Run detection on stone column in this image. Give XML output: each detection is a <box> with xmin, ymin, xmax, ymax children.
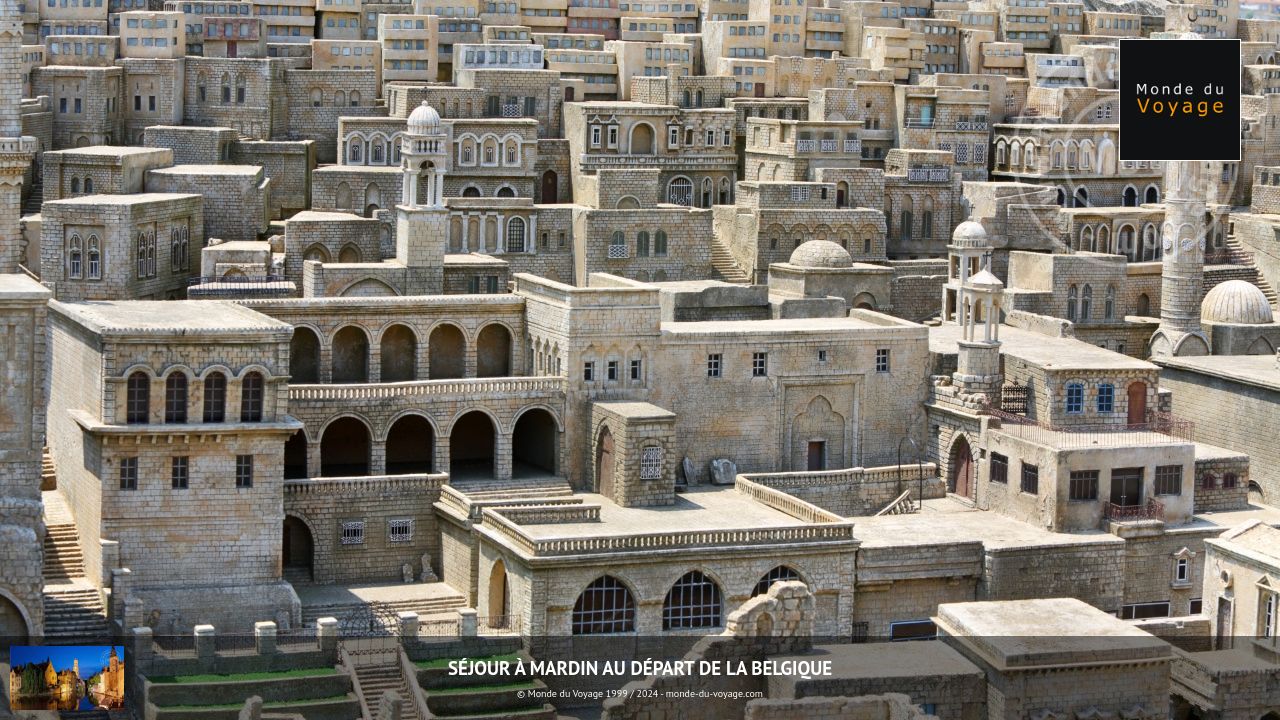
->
<box><xmin>528</xmin><ymin>214</ymin><xmax>537</xmax><ymax>254</ymax></box>
<box><xmin>458</xmin><ymin>608</ymin><xmax>477</xmax><ymax>637</ymax></box>
<box><xmin>461</xmin><ymin>213</ymin><xmax>470</xmax><ymax>252</ymax></box>
<box><xmin>317</xmin><ymin>616</ymin><xmax>338</xmax><ymax>654</ymax></box>
<box><xmin>194</xmin><ymin>624</ymin><xmax>216</xmax><ymax>662</ymax></box>
<box><xmin>254</xmin><ymin>621</ymin><xmax>277</xmax><ymax>655</ymax></box>
<box><xmin>397</xmin><ymin>611</ymin><xmax>419</xmax><ymax>638</ymax></box>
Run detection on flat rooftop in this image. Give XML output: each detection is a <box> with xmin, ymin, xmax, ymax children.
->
<box><xmin>0</xmin><ymin>274</ymin><xmax>52</xmax><ymax>299</ymax></box>
<box><xmin>930</xmin><ymin>322</ymin><xmax>1157</xmax><ymax>371</ymax></box>
<box><xmin>1157</xmin><ymin>354</ymin><xmax>1280</xmax><ymax>391</ymax></box>
<box><xmin>770</xmin><ymin>641</ymin><xmax>982</xmax><ymax>685</ymax></box>
<box><xmin>42</xmin><ymin>192</ymin><xmax>200</xmax><ymax>207</ymax></box>
<box><xmin>50</xmin><ymin>300</ymin><xmax>292</xmax><ymax>335</ymax></box>
<box><xmin>150</xmin><ymin>164</ymin><xmax>263</xmax><ymax>176</ymax></box>
<box><xmin>45</xmin><ymin>145</ymin><xmax>171</xmax><ymax>158</ymax></box>
<box><xmin>662</xmin><ymin>315</ymin><xmax>918</xmax><ymax>337</ymax></box>
<box><xmin>936</xmin><ymin>597</ymin><xmax>1172</xmax><ymax>668</ymax></box>
<box><xmin>853</xmin><ymin>497</ymin><xmax>1123</xmax><ymax>550</ymax></box>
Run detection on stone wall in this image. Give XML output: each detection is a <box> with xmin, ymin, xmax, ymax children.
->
<box><xmin>145</xmin><ymin>165</ymin><xmax>270</xmax><ymax>242</ymax></box>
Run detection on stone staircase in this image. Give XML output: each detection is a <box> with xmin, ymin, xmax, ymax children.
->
<box><xmin>43</xmin><ymin>522</ymin><xmax>84</xmax><ymax>583</ymax></box>
<box><xmin>1209</xmin><ymin>235</ymin><xmax>1280</xmax><ymax>310</ymax></box>
<box><xmin>450</xmin><ymin>475</ymin><xmax>574</xmax><ymax>502</ymax></box>
<box><xmin>43</xmin><ymin>585</ymin><xmax>112</xmax><ymax>644</ymax></box>
<box><xmin>301</xmin><ymin>594</ymin><xmax>467</xmax><ymax>628</ymax></box>
<box><xmin>356</xmin><ymin>663</ymin><xmax>422</xmax><ymax>720</ymax></box>
<box><xmin>418</xmin><ymin>652</ymin><xmax>557</xmax><ymax>720</ymax></box>
<box><xmin>21</xmin><ymin>174</ymin><xmax>42</xmax><ymax>216</ymax></box>
<box><xmin>710</xmin><ymin>236</ymin><xmax>750</xmax><ymax>284</ymax></box>
<box><xmin>41</xmin><ymin>448</ymin><xmax>56</xmax><ymax>491</ymax></box>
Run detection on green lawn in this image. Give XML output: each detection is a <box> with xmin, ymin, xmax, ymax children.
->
<box><xmin>147</xmin><ymin>666</ymin><xmax>338</xmax><ymax>684</ymax></box>
<box><xmin>428</xmin><ymin>680</ymin><xmax>540</xmax><ymax>695</ymax></box>
<box><xmin>414</xmin><ymin>652</ymin><xmax>520</xmax><ymax>670</ymax></box>
<box><xmin>155</xmin><ymin>693</ymin><xmax>353</xmax><ymax>710</ymax></box>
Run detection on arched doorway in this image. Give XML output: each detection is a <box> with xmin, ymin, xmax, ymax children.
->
<box><xmin>332</xmin><ymin>326</ymin><xmax>370</xmax><ymax>383</ymax></box>
<box><xmin>512</xmin><ymin>409</ymin><xmax>557</xmax><ymax>477</ymax></box>
<box><xmin>596</xmin><ymin>425</ymin><xmax>615</xmax><ymax>498</ymax></box>
<box><xmin>1145</xmin><ymin>185</ymin><xmax>1160</xmax><ymax>204</ymax></box>
<box><xmin>1074</xmin><ymin>187</ymin><xmax>1089</xmax><ymax>208</ymax></box>
<box><xmin>290</xmin><ymin>327</ymin><xmax>321</xmax><ymax>383</ymax></box>
<box><xmin>0</xmin><ymin>594</ymin><xmax>31</xmax><ymax>644</ymax></box>
<box><xmin>282</xmin><ymin>516</ymin><xmax>313</xmax><ymax>582</ymax></box>
<box><xmin>429</xmin><ymin>324</ymin><xmax>466</xmax><ymax>379</ymax></box>
<box><xmin>487</xmin><ymin>559</ymin><xmax>509</xmax><ymax>627</ymax></box>
<box><xmin>320</xmin><ymin>417</ymin><xmax>371</xmax><ymax>476</ymax></box>
<box><xmin>541</xmin><ymin>170</ymin><xmax>558</xmax><ymax>202</ymax></box>
<box><xmin>476</xmin><ymin>324</ymin><xmax>512</xmax><ymax>377</ymax></box>
<box><xmin>1127</xmin><ymin>382</ymin><xmax>1147</xmax><ymax>426</ymax></box>
<box><xmin>450</xmin><ymin>411</ymin><xmax>495</xmax><ymax>479</ymax></box>
<box><xmin>380</xmin><ymin>324</ymin><xmax>417</xmax><ymax>382</ymax></box>
<box><xmin>1123</xmin><ymin>186</ymin><xmax>1137</xmax><ymax>206</ymax></box>
<box><xmin>386</xmin><ymin>414</ymin><xmax>434</xmax><ymax>474</ymax></box>
<box><xmin>629</xmin><ymin>123</ymin><xmax>654</xmax><ymax>154</ymax></box>
<box><xmin>949</xmin><ymin>436</ymin><xmax>974</xmax><ymax>498</ymax></box>
<box><xmin>284</xmin><ymin>430</ymin><xmax>308</xmax><ymax>479</ymax></box>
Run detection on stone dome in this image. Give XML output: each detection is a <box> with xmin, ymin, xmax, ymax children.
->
<box><xmin>951</xmin><ymin>218</ymin><xmax>989</xmax><ymax>248</ymax></box>
<box><xmin>789</xmin><ymin>240</ymin><xmax>853</xmax><ymax>269</ymax></box>
<box><xmin>1201</xmin><ymin>280</ymin><xmax>1274</xmax><ymax>324</ymax></box>
<box><xmin>407</xmin><ymin>101</ymin><xmax>441</xmax><ymax>134</ymax></box>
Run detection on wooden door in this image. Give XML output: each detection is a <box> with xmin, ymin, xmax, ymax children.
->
<box><xmin>807</xmin><ymin>441</ymin><xmax>826</xmax><ymax>471</ymax></box>
<box><xmin>1127</xmin><ymin>382</ymin><xmax>1147</xmax><ymax>426</ymax></box>
<box><xmin>949</xmin><ymin>436</ymin><xmax>974</xmax><ymax>498</ymax></box>
<box><xmin>227</xmin><ymin>41</ymin><xmax>237</xmax><ymax>58</ymax></box>
<box><xmin>541</xmin><ymin>171</ymin><xmax>557</xmax><ymax>203</ymax></box>
<box><xmin>597</xmin><ymin>428</ymin><xmax>615</xmax><ymax>498</ymax></box>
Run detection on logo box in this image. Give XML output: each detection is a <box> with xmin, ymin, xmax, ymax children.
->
<box><xmin>1119</xmin><ymin>38</ymin><xmax>1241</xmax><ymax>162</ymax></box>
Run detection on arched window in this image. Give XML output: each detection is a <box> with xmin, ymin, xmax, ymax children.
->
<box><xmin>663</xmin><ymin>571</ymin><xmax>722</xmax><ymax>630</ymax></box>
<box><xmin>1065</xmin><ymin>382</ymin><xmax>1084</xmax><ymax>414</ymax></box>
<box><xmin>349</xmin><ymin>90</ymin><xmax>361</xmax><ymax>105</ymax></box>
<box><xmin>505</xmin><ymin>141</ymin><xmax>517</xmax><ymax>165</ymax></box>
<box><xmin>1104</xmin><ymin>285</ymin><xmax>1115</xmax><ymax>319</ymax></box>
<box><xmin>667</xmin><ymin>177</ymin><xmax>693</xmax><ymax>206</ymax></box>
<box><xmin>636</xmin><ymin>231</ymin><xmax>649</xmax><ymax>257</ymax></box>
<box><xmin>610</xmin><ymin>231</ymin><xmax>626</xmax><ymax>257</ymax></box>
<box><xmin>310</xmin><ymin>87</ymin><xmax>322</xmax><ymax>107</ymax></box>
<box><xmin>87</xmin><ymin>236</ymin><xmax>101</xmax><ymax>279</ymax></box>
<box><xmin>203</xmin><ymin>372</ymin><xmax>226</xmax><ymax>422</ymax></box>
<box><xmin>165</xmin><ymin>373</ymin><xmax>188</xmax><ymax>423</ymax></box>
<box><xmin>753</xmin><ymin>566</ymin><xmax>801</xmax><ymax>596</ymax></box>
<box><xmin>83</xmin><ymin>177</ymin><xmax>93</xmax><ymax>193</ymax></box>
<box><xmin>70</xmin><ymin>177</ymin><xmax>80</xmax><ymax>193</ymax></box>
<box><xmin>348</xmin><ymin>140</ymin><xmax>362</xmax><ymax>164</ymax></box>
<box><xmin>240</xmin><ymin>372</ymin><xmax>264</xmax><ymax>422</ymax></box>
<box><xmin>126</xmin><ymin>371</ymin><xmax>150</xmax><ymax>424</ymax></box>
<box><xmin>572</xmin><ymin>576</ymin><xmax>636</xmax><ymax>635</ymax></box>
<box><xmin>505</xmin><ymin>216</ymin><xmax>526</xmax><ymax>253</ymax></box>
<box><xmin>1097</xmin><ymin>383</ymin><xmax>1115</xmax><ymax>413</ymax></box>
<box><xmin>68</xmin><ymin>235</ymin><xmax>82</xmax><ymax>279</ymax></box>
<box><xmin>654</xmin><ymin>230</ymin><xmax>667</xmax><ymax>257</ymax></box>
<box><xmin>1080</xmin><ymin>285</ymin><xmax>1092</xmax><ymax>320</ymax></box>
<box><xmin>1066</xmin><ymin>285</ymin><xmax>1078</xmax><ymax>322</ymax></box>
<box><xmin>370</xmin><ymin>138</ymin><xmax>385</xmax><ymax>164</ymax></box>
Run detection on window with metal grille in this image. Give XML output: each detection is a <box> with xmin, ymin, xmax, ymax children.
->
<box><xmin>1223</xmin><ymin>473</ymin><xmax>1238</xmax><ymax>488</ymax></box>
<box><xmin>240</xmin><ymin>372</ymin><xmax>264</xmax><ymax>422</ymax></box>
<box><xmin>752</xmin><ymin>566</ymin><xmax>801</xmax><ymax>596</ymax></box>
<box><xmin>119</xmin><ymin>457</ymin><xmax>138</xmax><ymax>490</ymax></box>
<box><xmin>203</xmin><ymin>372</ymin><xmax>226</xmax><ymax>422</ymax></box>
<box><xmin>388</xmin><ymin>518</ymin><xmax>413</xmax><ymax>542</ymax></box>
<box><xmin>572</xmin><ymin>576</ymin><xmax>635</xmax><ymax>635</ymax></box>
<box><xmin>126</xmin><ymin>372</ymin><xmax>150</xmax><ymax>424</ymax></box>
<box><xmin>341</xmin><ymin>520</ymin><xmax>365</xmax><ymax>545</ymax></box>
<box><xmin>875</xmin><ymin>348</ymin><xmax>890</xmax><ymax>373</ymax></box>
<box><xmin>663</xmin><ymin>571</ymin><xmax>722</xmax><ymax>630</ymax></box>
<box><xmin>165</xmin><ymin>373</ymin><xmax>188</xmax><ymax>423</ymax></box>
<box><xmin>171</xmin><ymin>456</ymin><xmax>189</xmax><ymax>489</ymax></box>
<box><xmin>1065</xmin><ymin>382</ymin><xmax>1084</xmax><ymax>414</ymax></box>
<box><xmin>990</xmin><ymin>453</ymin><xmax>1008</xmax><ymax>484</ymax></box>
<box><xmin>1097</xmin><ymin>383</ymin><xmax>1114</xmax><ymax>413</ymax></box>
<box><xmin>235</xmin><ymin>454</ymin><xmax>254</xmax><ymax>488</ymax></box>
<box><xmin>707</xmin><ymin>354</ymin><xmax>722</xmax><ymax>378</ymax></box>
<box><xmin>639</xmin><ymin>446</ymin><xmax>662</xmax><ymax>479</ymax></box>
<box><xmin>752</xmin><ymin>352</ymin><xmax>767</xmax><ymax>377</ymax></box>
<box><xmin>1155</xmin><ymin>465</ymin><xmax>1183</xmax><ymax>496</ymax></box>
<box><xmin>1020</xmin><ymin>462</ymin><xmax>1039</xmax><ymax>494</ymax></box>
<box><xmin>1069</xmin><ymin>470</ymin><xmax>1098</xmax><ymax>501</ymax></box>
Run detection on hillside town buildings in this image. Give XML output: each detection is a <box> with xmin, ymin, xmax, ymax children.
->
<box><xmin>1</xmin><ymin>0</ymin><xmax>1280</xmax><ymax>716</ymax></box>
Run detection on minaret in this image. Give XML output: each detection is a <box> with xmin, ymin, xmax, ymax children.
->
<box><xmin>1149</xmin><ymin>160</ymin><xmax>1211</xmax><ymax>357</ymax></box>
<box><xmin>0</xmin><ymin>0</ymin><xmax>36</xmax><ymax>273</ymax></box>
<box><xmin>394</xmin><ymin>101</ymin><xmax>450</xmax><ymax>294</ymax></box>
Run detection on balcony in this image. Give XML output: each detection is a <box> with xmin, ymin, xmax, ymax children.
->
<box><xmin>904</xmin><ymin>117</ymin><xmax>935</xmax><ymax>129</ymax></box>
<box><xmin>954</xmin><ymin>120</ymin><xmax>988</xmax><ymax>131</ymax></box>
<box><xmin>607</xmin><ymin>244</ymin><xmax>629</xmax><ymax>259</ymax></box>
<box><xmin>1105</xmin><ymin>497</ymin><xmax>1164</xmax><ymax>522</ymax></box>
<box><xmin>906</xmin><ymin>167</ymin><xmax>951</xmax><ymax>182</ymax></box>
<box><xmin>796</xmin><ymin>139</ymin><xmax>815</xmax><ymax>152</ymax></box>
<box><xmin>844</xmin><ymin>139</ymin><xmax>860</xmax><ymax>153</ymax></box>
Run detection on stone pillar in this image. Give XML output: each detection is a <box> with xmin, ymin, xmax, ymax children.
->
<box><xmin>194</xmin><ymin>624</ymin><xmax>216</xmax><ymax>662</ymax></box>
<box><xmin>130</xmin><ymin>626</ymin><xmax>155</xmax><ymax>676</ymax></box>
<box><xmin>397</xmin><ymin>611</ymin><xmax>419</xmax><ymax>638</ymax></box>
<box><xmin>461</xmin><ymin>213</ymin><xmax>470</xmax><ymax>251</ymax></box>
<box><xmin>528</xmin><ymin>214</ymin><xmax>537</xmax><ymax>254</ymax></box>
<box><xmin>458</xmin><ymin>608</ymin><xmax>477</xmax><ymax>637</ymax></box>
<box><xmin>307</xmin><ymin>441</ymin><xmax>322</xmax><ymax>481</ymax></box>
<box><xmin>371</xmin><ymin>441</ymin><xmax>387</xmax><ymax>476</ymax></box>
<box><xmin>254</xmin><ymin>621</ymin><xmax>277</xmax><ymax>655</ymax></box>
<box><xmin>317</xmin><ymin>616</ymin><xmax>338</xmax><ymax>654</ymax></box>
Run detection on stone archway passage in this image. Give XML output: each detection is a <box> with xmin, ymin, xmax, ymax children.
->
<box><xmin>380</xmin><ymin>324</ymin><xmax>417</xmax><ymax>382</ymax></box>
<box><xmin>284</xmin><ymin>430</ymin><xmax>308</xmax><ymax>479</ymax></box>
<box><xmin>0</xmin><ymin>595</ymin><xmax>30</xmax><ymax>645</ymax></box>
<box><xmin>513</xmin><ymin>409</ymin><xmax>557</xmax><ymax>477</ymax></box>
<box><xmin>476</xmin><ymin>324</ymin><xmax>512</xmax><ymax>377</ymax></box>
<box><xmin>386</xmin><ymin>415</ymin><xmax>434</xmax><ymax>474</ymax></box>
<box><xmin>450</xmin><ymin>411</ymin><xmax>496</xmax><ymax>479</ymax></box>
<box><xmin>332</xmin><ymin>326</ymin><xmax>370</xmax><ymax>383</ymax></box>
<box><xmin>429</xmin><ymin>324</ymin><xmax>466</xmax><ymax>379</ymax></box>
<box><xmin>290</xmin><ymin>327</ymin><xmax>321</xmax><ymax>383</ymax></box>
<box><xmin>282</xmin><ymin>516</ymin><xmax>314</xmax><ymax>582</ymax></box>
<box><xmin>321</xmin><ymin>417</ymin><xmax>371</xmax><ymax>477</ymax></box>
<box><xmin>488</xmin><ymin>559</ymin><xmax>509</xmax><ymax>627</ymax></box>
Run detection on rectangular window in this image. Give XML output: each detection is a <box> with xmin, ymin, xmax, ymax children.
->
<box><xmin>707</xmin><ymin>353</ymin><xmax>722</xmax><ymax>378</ymax></box>
<box><xmin>607</xmin><ymin>360</ymin><xmax>619</xmax><ymax>381</ymax></box>
<box><xmin>752</xmin><ymin>352</ymin><xmax>767</xmax><ymax>377</ymax></box>
<box><xmin>990</xmin><ymin>453</ymin><xmax>1008</xmax><ymax>484</ymax></box>
<box><xmin>171</xmin><ymin>456</ymin><xmax>189</xmax><ymax>489</ymax></box>
<box><xmin>1097</xmin><ymin>383</ymin><xmax>1115</xmax><ymax>413</ymax></box>
<box><xmin>341</xmin><ymin>520</ymin><xmax>365</xmax><ymax>545</ymax></box>
<box><xmin>875</xmin><ymin>348</ymin><xmax>890</xmax><ymax>373</ymax></box>
<box><xmin>1175</xmin><ymin>557</ymin><xmax>1190</xmax><ymax>583</ymax></box>
<box><xmin>1065</xmin><ymin>383</ymin><xmax>1084</xmax><ymax>414</ymax></box>
<box><xmin>818</xmin><ymin>349</ymin><xmax>827</xmax><ymax>362</ymax></box>
<box><xmin>1069</xmin><ymin>470</ymin><xmax>1099</xmax><ymax>501</ymax></box>
<box><xmin>388</xmin><ymin>518</ymin><xmax>414</xmax><ymax>542</ymax></box>
<box><xmin>590</xmin><ymin>125</ymin><xmax>601</xmax><ymax>146</ymax></box>
<box><xmin>888</xmin><ymin>619</ymin><xmax>937</xmax><ymax>641</ymax></box>
<box><xmin>1155</xmin><ymin>465</ymin><xmax>1183</xmax><ymax>496</ymax></box>
<box><xmin>1119</xmin><ymin>601</ymin><xmax>1170</xmax><ymax>620</ymax></box>
<box><xmin>583</xmin><ymin>361</ymin><xmax>595</xmax><ymax>382</ymax></box>
<box><xmin>1020</xmin><ymin>462</ymin><xmax>1039</xmax><ymax>494</ymax></box>
<box><xmin>629</xmin><ymin>359</ymin><xmax>643</xmax><ymax>381</ymax></box>
<box><xmin>1189</xmin><ymin>598</ymin><xmax>1203</xmax><ymax>615</ymax></box>
<box><xmin>639</xmin><ymin>445</ymin><xmax>663</xmax><ymax>479</ymax></box>
<box><xmin>235</xmin><ymin>454</ymin><xmax>253</xmax><ymax>488</ymax></box>
<box><xmin>607</xmin><ymin>125</ymin><xmax>618</xmax><ymax>147</ymax></box>
<box><xmin>119</xmin><ymin>457</ymin><xmax>138</xmax><ymax>490</ymax></box>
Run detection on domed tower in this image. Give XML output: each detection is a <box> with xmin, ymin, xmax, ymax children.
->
<box><xmin>1149</xmin><ymin>160</ymin><xmax>1211</xmax><ymax>357</ymax></box>
<box><xmin>943</xmin><ymin>217</ymin><xmax>993</xmax><ymax>325</ymax></box>
<box><xmin>394</xmin><ymin>101</ymin><xmax>450</xmax><ymax>290</ymax></box>
<box><xmin>0</xmin><ymin>0</ymin><xmax>37</xmax><ymax>272</ymax></box>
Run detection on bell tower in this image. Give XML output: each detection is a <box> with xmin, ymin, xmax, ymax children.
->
<box><xmin>395</xmin><ymin>101</ymin><xmax>451</xmax><ymax>293</ymax></box>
